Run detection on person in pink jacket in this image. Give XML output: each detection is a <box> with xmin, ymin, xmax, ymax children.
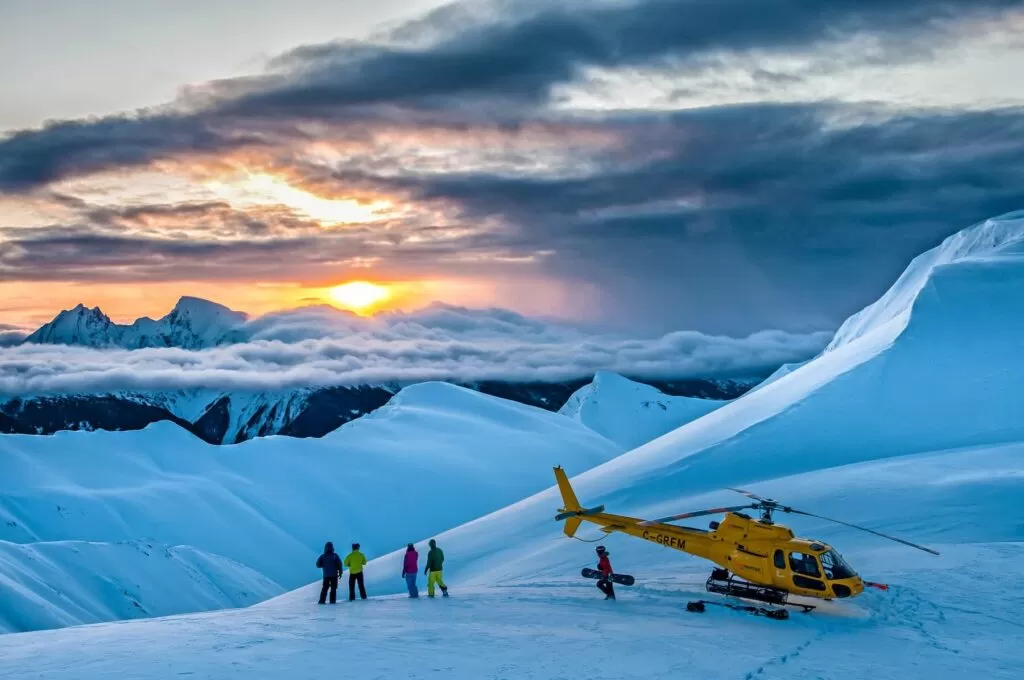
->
<box><xmin>402</xmin><ymin>543</ymin><xmax>420</xmax><ymax>598</ymax></box>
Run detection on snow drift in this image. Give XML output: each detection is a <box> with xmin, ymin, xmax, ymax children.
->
<box><xmin>0</xmin><ymin>382</ymin><xmax>620</xmax><ymax>632</ymax></box>
<box><xmin>559</xmin><ymin>371</ymin><xmax>726</xmax><ymax>449</ymax></box>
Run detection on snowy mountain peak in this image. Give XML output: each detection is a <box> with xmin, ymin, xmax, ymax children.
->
<box><xmin>559</xmin><ymin>372</ymin><xmax>726</xmax><ymax>449</ymax></box>
<box><xmin>23</xmin><ymin>297</ymin><xmax>250</xmax><ymax>350</ymax></box>
<box><xmin>24</xmin><ymin>304</ymin><xmax>119</xmax><ymax>347</ymax></box>
<box><xmin>170</xmin><ymin>296</ymin><xmax>247</xmax><ymax>322</ymax></box>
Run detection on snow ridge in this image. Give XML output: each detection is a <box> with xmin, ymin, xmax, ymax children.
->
<box><xmin>827</xmin><ymin>210</ymin><xmax>1024</xmax><ymax>351</ymax></box>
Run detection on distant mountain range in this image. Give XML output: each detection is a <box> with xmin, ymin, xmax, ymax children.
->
<box><xmin>0</xmin><ymin>377</ymin><xmax>758</xmax><ymax>444</ymax></box>
<box><xmin>3</xmin><ymin>298</ymin><xmax>765</xmax><ymax>443</ymax></box>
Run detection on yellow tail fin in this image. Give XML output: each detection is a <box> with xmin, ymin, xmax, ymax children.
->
<box><xmin>554</xmin><ymin>466</ymin><xmax>581</xmax><ymax>511</ymax></box>
<box><xmin>554</xmin><ymin>466</ymin><xmax>584</xmax><ymax>537</ymax></box>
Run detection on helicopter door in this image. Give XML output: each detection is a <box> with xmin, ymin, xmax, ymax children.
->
<box><xmin>772</xmin><ymin>549</ymin><xmax>787</xmax><ymax>586</ymax></box>
<box><xmin>788</xmin><ymin>551</ymin><xmax>827</xmax><ymax>592</ymax></box>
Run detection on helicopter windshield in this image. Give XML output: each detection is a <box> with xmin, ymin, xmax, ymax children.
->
<box><xmin>819</xmin><ymin>550</ymin><xmax>856</xmax><ymax>580</ymax></box>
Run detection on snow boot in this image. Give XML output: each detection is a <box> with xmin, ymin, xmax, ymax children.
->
<box><xmin>441</xmin><ymin>587</ymin><xmax>449</xmax><ymax>598</ymax></box>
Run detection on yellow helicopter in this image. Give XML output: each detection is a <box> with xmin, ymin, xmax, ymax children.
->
<box><xmin>553</xmin><ymin>467</ymin><xmax>938</xmax><ymax>618</ymax></box>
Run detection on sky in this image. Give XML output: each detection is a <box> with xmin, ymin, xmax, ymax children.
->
<box><xmin>2</xmin><ymin>0</ymin><xmax>1024</xmax><ymax>337</ymax></box>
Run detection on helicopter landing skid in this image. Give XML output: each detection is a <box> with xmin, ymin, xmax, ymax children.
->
<box><xmin>693</xmin><ymin>569</ymin><xmax>815</xmax><ymax>616</ymax></box>
<box><xmin>685</xmin><ymin>599</ymin><xmax>790</xmax><ymax>620</ymax></box>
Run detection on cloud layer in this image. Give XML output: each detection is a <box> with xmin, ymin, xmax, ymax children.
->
<box><xmin>0</xmin><ymin>305</ymin><xmax>830</xmax><ymax>395</ymax></box>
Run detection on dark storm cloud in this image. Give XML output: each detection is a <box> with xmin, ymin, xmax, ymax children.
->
<box><xmin>0</xmin><ymin>201</ymin><xmax>522</xmax><ymax>283</ymax></box>
<box><xmin>391</xmin><ymin>105</ymin><xmax>1024</xmax><ymax>222</ymax></box>
<box><xmin>333</xmin><ymin>103</ymin><xmax>1024</xmax><ymax>332</ymax></box>
<box><xmin>0</xmin><ymin>114</ymin><xmax>262</xmax><ymax>191</ymax></box>
<box><xmin>1</xmin><ymin>0</ymin><xmax>1021</xmax><ymax>191</ymax></box>
<box><xmin>217</xmin><ymin>0</ymin><xmax>1020</xmax><ymax>114</ymax></box>
<box><xmin>0</xmin><ymin>228</ymin><xmax>320</xmax><ymax>281</ymax></box>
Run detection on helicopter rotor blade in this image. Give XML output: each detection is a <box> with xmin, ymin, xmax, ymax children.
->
<box><xmin>787</xmin><ymin>509</ymin><xmax>940</xmax><ymax>555</ymax></box>
<box><xmin>726</xmin><ymin>487</ymin><xmax>776</xmax><ymax>504</ymax></box>
<box><xmin>639</xmin><ymin>505</ymin><xmax>755</xmax><ymax>527</ymax></box>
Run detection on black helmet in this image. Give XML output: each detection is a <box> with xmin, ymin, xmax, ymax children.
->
<box><xmin>352</xmin><ymin>543</ymin><xmax>360</xmax><ymax>550</ymax></box>
<box><xmin>596</xmin><ymin>545</ymin><xmax>607</xmax><ymax>554</ymax></box>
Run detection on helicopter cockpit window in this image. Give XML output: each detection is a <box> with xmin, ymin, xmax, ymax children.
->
<box><xmin>788</xmin><ymin>551</ymin><xmax>821</xmax><ymax>577</ymax></box>
<box><xmin>819</xmin><ymin>550</ymin><xmax>856</xmax><ymax>580</ymax></box>
<box><xmin>773</xmin><ymin>549</ymin><xmax>785</xmax><ymax>569</ymax></box>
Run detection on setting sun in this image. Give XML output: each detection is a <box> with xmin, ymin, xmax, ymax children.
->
<box><xmin>328</xmin><ymin>281</ymin><xmax>391</xmax><ymax>313</ymax></box>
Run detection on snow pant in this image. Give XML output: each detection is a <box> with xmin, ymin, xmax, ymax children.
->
<box><xmin>349</xmin><ymin>572</ymin><xmax>367</xmax><ymax>600</ymax></box>
<box><xmin>319</xmin><ymin>576</ymin><xmax>338</xmax><ymax>604</ymax></box>
<box><xmin>405</xmin><ymin>572</ymin><xmax>419</xmax><ymax>598</ymax></box>
<box><xmin>427</xmin><ymin>570</ymin><xmax>448</xmax><ymax>597</ymax></box>
<box><xmin>597</xmin><ymin>578</ymin><xmax>615</xmax><ymax>599</ymax></box>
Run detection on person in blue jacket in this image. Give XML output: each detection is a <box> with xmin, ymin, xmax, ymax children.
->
<box><xmin>316</xmin><ymin>541</ymin><xmax>343</xmax><ymax>604</ymax></box>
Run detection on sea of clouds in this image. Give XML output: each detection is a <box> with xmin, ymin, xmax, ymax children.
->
<box><xmin>0</xmin><ymin>304</ymin><xmax>831</xmax><ymax>395</ymax></box>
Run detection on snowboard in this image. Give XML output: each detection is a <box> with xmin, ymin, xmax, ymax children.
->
<box><xmin>581</xmin><ymin>568</ymin><xmax>635</xmax><ymax>586</ymax></box>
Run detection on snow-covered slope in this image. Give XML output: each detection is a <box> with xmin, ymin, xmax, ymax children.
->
<box><xmin>3</xmin><ymin>439</ymin><xmax>1020</xmax><ymax>679</ymax></box>
<box><xmin>0</xmin><ymin>382</ymin><xmax>620</xmax><ymax>632</ymax></box>
<box><xmin>559</xmin><ymin>371</ymin><xmax>726</xmax><ymax>448</ymax></box>
<box><xmin>24</xmin><ymin>297</ymin><xmax>248</xmax><ymax>349</ymax></box>
<box><xmin>0</xmin><ymin>540</ymin><xmax>281</xmax><ymax>633</ymax></box>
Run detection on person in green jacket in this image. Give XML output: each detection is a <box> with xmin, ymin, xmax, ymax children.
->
<box><xmin>424</xmin><ymin>538</ymin><xmax>449</xmax><ymax>598</ymax></box>
<box><xmin>344</xmin><ymin>543</ymin><xmax>368</xmax><ymax>601</ymax></box>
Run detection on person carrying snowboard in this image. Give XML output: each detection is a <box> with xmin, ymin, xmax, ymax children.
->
<box><xmin>316</xmin><ymin>541</ymin><xmax>343</xmax><ymax>604</ymax></box>
<box><xmin>402</xmin><ymin>543</ymin><xmax>419</xmax><ymax>598</ymax></box>
<box><xmin>424</xmin><ymin>538</ymin><xmax>448</xmax><ymax>598</ymax></box>
<box><xmin>345</xmin><ymin>542</ymin><xmax>368</xmax><ymax>601</ymax></box>
<box><xmin>595</xmin><ymin>545</ymin><xmax>615</xmax><ymax>600</ymax></box>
